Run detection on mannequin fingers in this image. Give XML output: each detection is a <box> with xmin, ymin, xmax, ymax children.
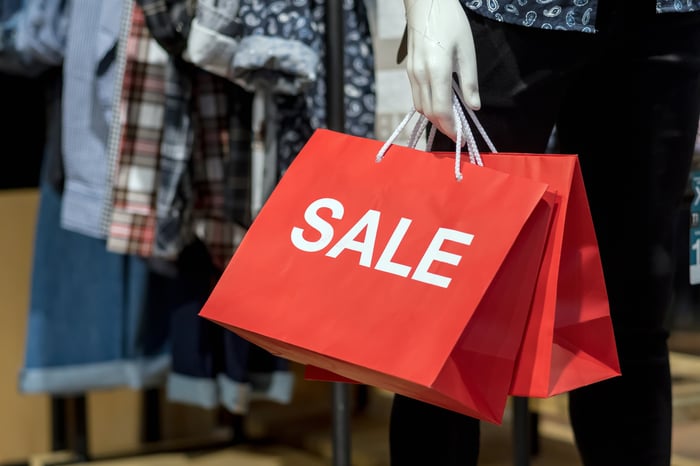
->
<box><xmin>456</xmin><ymin>40</ymin><xmax>481</xmax><ymax>110</ymax></box>
<box><xmin>409</xmin><ymin>57</ymin><xmax>457</xmax><ymax>140</ymax></box>
<box><xmin>406</xmin><ymin>34</ymin><xmax>426</xmax><ymax>116</ymax></box>
<box><xmin>407</xmin><ymin>69</ymin><xmax>425</xmax><ymax>116</ymax></box>
<box><xmin>407</xmin><ymin>63</ymin><xmax>460</xmax><ymax>142</ymax></box>
<box><xmin>429</xmin><ymin>67</ymin><xmax>458</xmax><ymax>142</ymax></box>
<box><xmin>418</xmin><ymin>71</ymin><xmax>435</xmax><ymax>125</ymax></box>
<box><xmin>416</xmin><ymin>70</ymin><xmax>457</xmax><ymax>142</ymax></box>
<box><xmin>456</xmin><ymin>72</ymin><xmax>481</xmax><ymax>111</ymax></box>
<box><xmin>405</xmin><ymin>15</ymin><xmax>460</xmax><ymax>142</ymax></box>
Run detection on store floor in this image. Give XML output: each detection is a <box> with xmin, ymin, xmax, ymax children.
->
<box><xmin>33</xmin><ymin>348</ymin><xmax>700</xmax><ymax>466</ymax></box>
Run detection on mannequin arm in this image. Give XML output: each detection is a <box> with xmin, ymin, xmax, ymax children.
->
<box><xmin>403</xmin><ymin>0</ymin><xmax>480</xmax><ymax>141</ymax></box>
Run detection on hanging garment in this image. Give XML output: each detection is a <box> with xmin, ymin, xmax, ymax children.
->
<box><xmin>167</xmin><ymin>318</ymin><xmax>293</xmax><ymax>415</ymax></box>
<box><xmin>187</xmin><ymin>0</ymin><xmax>320</xmax><ymax>95</ymax></box>
<box><xmin>0</xmin><ymin>0</ymin><xmax>68</xmax><ymax>188</ymax></box>
<box><xmin>166</xmin><ymin>241</ymin><xmax>293</xmax><ymax>415</ymax></box>
<box><xmin>135</xmin><ymin>1</ymin><xmax>294</xmax><ymax>413</ymax></box>
<box><xmin>0</xmin><ymin>0</ymin><xmax>68</xmax><ymax>76</ymax></box>
<box><xmin>60</xmin><ymin>0</ymin><xmax>127</xmax><ymax>239</ymax></box>
<box><xmin>106</xmin><ymin>3</ymin><xmax>168</xmax><ymax>256</ymax></box>
<box><xmin>188</xmin><ymin>70</ymin><xmax>250</xmax><ymax>267</ymax></box>
<box><xmin>134</xmin><ymin>0</ymin><xmax>195</xmax><ymax>56</ymax></box>
<box><xmin>153</xmin><ymin>58</ymin><xmax>249</xmax><ymax>270</ymax></box>
<box><xmin>160</xmin><ymin>72</ymin><xmax>292</xmax><ymax>415</ymax></box>
<box><xmin>20</xmin><ymin>84</ymin><xmax>212</xmax><ymax>394</ymax></box>
<box><xmin>107</xmin><ymin>3</ymin><xmax>246</xmax><ymax>269</ymax></box>
<box><xmin>185</xmin><ymin>0</ymin><xmax>376</xmax><ymax>180</ymax></box>
<box><xmin>155</xmin><ymin>63</ymin><xmax>293</xmax><ymax>414</ymax></box>
<box><xmin>151</xmin><ymin>57</ymin><xmax>195</xmax><ymax>264</ymax></box>
<box><xmin>21</xmin><ymin>185</ymin><xmax>168</xmax><ymax>394</ymax></box>
<box><xmin>239</xmin><ymin>0</ymin><xmax>376</xmax><ymax>173</ymax></box>
<box><xmin>166</xmin><ymin>0</ymin><xmax>376</xmax><ymax>412</ymax></box>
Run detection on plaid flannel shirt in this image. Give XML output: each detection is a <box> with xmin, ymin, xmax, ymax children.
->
<box><xmin>107</xmin><ymin>3</ymin><xmax>167</xmax><ymax>257</ymax></box>
<box><xmin>190</xmin><ymin>70</ymin><xmax>252</xmax><ymax>269</ymax></box>
<box><xmin>110</xmin><ymin>2</ymin><xmax>250</xmax><ymax>268</ymax></box>
<box><xmin>135</xmin><ymin>0</ymin><xmax>195</xmax><ymax>55</ymax></box>
<box><xmin>155</xmin><ymin>57</ymin><xmax>251</xmax><ymax>269</ymax></box>
<box><xmin>152</xmin><ymin>57</ymin><xmax>194</xmax><ymax>261</ymax></box>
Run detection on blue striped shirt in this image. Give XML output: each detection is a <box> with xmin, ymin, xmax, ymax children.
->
<box><xmin>61</xmin><ymin>0</ymin><xmax>124</xmax><ymax>238</ymax></box>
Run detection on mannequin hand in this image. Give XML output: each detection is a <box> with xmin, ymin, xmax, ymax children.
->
<box><xmin>403</xmin><ymin>0</ymin><xmax>480</xmax><ymax>142</ymax></box>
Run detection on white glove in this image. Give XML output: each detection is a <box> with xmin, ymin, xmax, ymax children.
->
<box><xmin>403</xmin><ymin>0</ymin><xmax>480</xmax><ymax>142</ymax></box>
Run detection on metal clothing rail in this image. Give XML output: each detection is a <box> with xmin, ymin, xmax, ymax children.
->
<box><xmin>323</xmin><ymin>1</ymin><xmax>352</xmax><ymax>465</ymax></box>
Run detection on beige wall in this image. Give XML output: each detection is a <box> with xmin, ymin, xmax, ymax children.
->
<box><xmin>370</xmin><ymin>0</ymin><xmax>414</xmax><ymax>145</ymax></box>
<box><xmin>0</xmin><ymin>189</ymin><xmax>50</xmax><ymax>462</ymax></box>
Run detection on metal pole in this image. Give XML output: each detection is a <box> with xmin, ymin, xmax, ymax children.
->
<box><xmin>325</xmin><ymin>1</ymin><xmax>351</xmax><ymax>466</ymax></box>
<box><xmin>51</xmin><ymin>397</ymin><xmax>68</xmax><ymax>452</ymax></box>
<box><xmin>513</xmin><ymin>397</ymin><xmax>531</xmax><ymax>466</ymax></box>
<box><xmin>142</xmin><ymin>388</ymin><xmax>162</xmax><ymax>443</ymax></box>
<box><xmin>332</xmin><ymin>383</ymin><xmax>351</xmax><ymax>466</ymax></box>
<box><xmin>73</xmin><ymin>395</ymin><xmax>89</xmax><ymax>462</ymax></box>
<box><xmin>325</xmin><ymin>0</ymin><xmax>346</xmax><ymax>133</ymax></box>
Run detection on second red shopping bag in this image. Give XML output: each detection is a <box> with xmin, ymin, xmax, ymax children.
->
<box><xmin>481</xmin><ymin>153</ymin><xmax>621</xmax><ymax>397</ymax></box>
<box><xmin>199</xmin><ymin>129</ymin><xmax>553</xmax><ymax>423</ymax></box>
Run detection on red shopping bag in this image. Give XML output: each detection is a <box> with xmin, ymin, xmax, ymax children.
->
<box><xmin>199</xmin><ymin>129</ymin><xmax>554</xmax><ymax>423</ymax></box>
<box><xmin>480</xmin><ymin>153</ymin><xmax>621</xmax><ymax>397</ymax></box>
<box><xmin>306</xmin><ymin>153</ymin><xmax>621</xmax><ymax>399</ymax></box>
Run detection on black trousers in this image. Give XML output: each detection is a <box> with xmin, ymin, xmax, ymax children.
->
<box><xmin>390</xmin><ymin>5</ymin><xmax>700</xmax><ymax>466</ymax></box>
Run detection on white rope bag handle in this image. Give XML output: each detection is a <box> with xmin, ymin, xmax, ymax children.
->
<box><xmin>375</xmin><ymin>80</ymin><xmax>498</xmax><ymax>181</ymax></box>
